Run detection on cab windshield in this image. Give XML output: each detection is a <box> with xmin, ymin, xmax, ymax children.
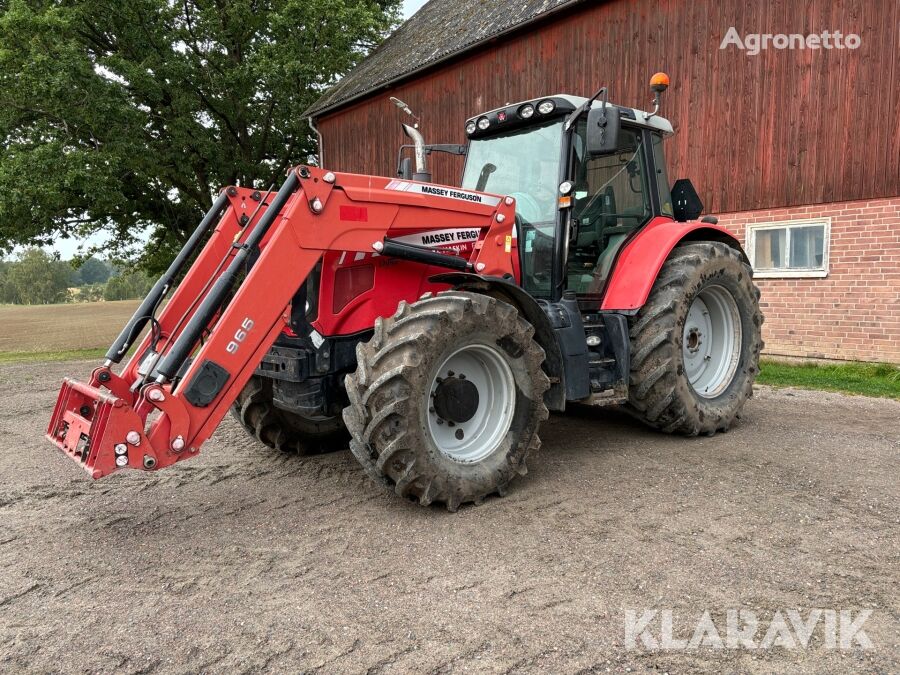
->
<box><xmin>461</xmin><ymin>118</ymin><xmax>562</xmax><ymax>224</ymax></box>
<box><xmin>461</xmin><ymin>119</ymin><xmax>564</xmax><ymax>297</ymax></box>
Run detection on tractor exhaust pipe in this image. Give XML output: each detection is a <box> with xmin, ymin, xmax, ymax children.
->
<box><xmin>105</xmin><ymin>190</ymin><xmax>230</xmax><ymax>364</ymax></box>
<box><xmin>389</xmin><ymin>98</ymin><xmax>431</xmax><ymax>182</ymax></box>
<box><xmin>402</xmin><ymin>124</ymin><xmax>431</xmax><ymax>182</ymax></box>
<box><xmin>154</xmin><ymin>171</ymin><xmax>300</xmax><ymax>383</ymax></box>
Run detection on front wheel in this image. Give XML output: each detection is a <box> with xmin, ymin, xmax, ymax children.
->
<box><xmin>231</xmin><ymin>377</ymin><xmax>349</xmax><ymax>454</ymax></box>
<box><xmin>343</xmin><ymin>291</ymin><xmax>550</xmax><ymax>511</ymax></box>
<box><xmin>626</xmin><ymin>241</ymin><xmax>764</xmax><ymax>435</ymax></box>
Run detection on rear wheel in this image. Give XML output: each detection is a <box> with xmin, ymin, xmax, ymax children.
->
<box><xmin>626</xmin><ymin>241</ymin><xmax>763</xmax><ymax>435</ymax></box>
<box><xmin>343</xmin><ymin>291</ymin><xmax>549</xmax><ymax>511</ymax></box>
<box><xmin>232</xmin><ymin>376</ymin><xmax>349</xmax><ymax>455</ymax></box>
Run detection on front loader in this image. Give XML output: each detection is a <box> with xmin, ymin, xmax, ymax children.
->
<box><xmin>47</xmin><ymin>74</ymin><xmax>763</xmax><ymax>510</ymax></box>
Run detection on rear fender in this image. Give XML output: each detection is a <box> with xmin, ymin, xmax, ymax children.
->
<box><xmin>600</xmin><ymin>219</ymin><xmax>748</xmax><ymax>312</ymax></box>
<box><xmin>430</xmin><ymin>273</ymin><xmax>566</xmax><ymax>411</ymax></box>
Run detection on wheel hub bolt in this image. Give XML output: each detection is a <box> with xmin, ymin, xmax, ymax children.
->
<box><xmin>455</xmin><ymin>429</ymin><xmax>464</xmax><ymax>440</ymax></box>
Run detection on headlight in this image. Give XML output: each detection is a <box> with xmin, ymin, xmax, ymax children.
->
<box><xmin>518</xmin><ymin>104</ymin><xmax>535</xmax><ymax>119</ymax></box>
<box><xmin>465</xmin><ymin>121</ymin><xmax>477</xmax><ymax>135</ymax></box>
<box><xmin>477</xmin><ymin>117</ymin><xmax>490</xmax><ymax>130</ymax></box>
<box><xmin>537</xmin><ymin>99</ymin><xmax>555</xmax><ymax>115</ymax></box>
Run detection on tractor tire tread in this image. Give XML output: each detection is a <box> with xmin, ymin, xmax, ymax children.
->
<box><xmin>344</xmin><ymin>290</ymin><xmax>549</xmax><ymax>510</ymax></box>
<box><xmin>231</xmin><ymin>376</ymin><xmax>349</xmax><ymax>455</ymax></box>
<box><xmin>626</xmin><ymin>242</ymin><xmax>763</xmax><ymax>436</ymax></box>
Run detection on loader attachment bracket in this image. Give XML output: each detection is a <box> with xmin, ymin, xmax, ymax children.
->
<box><xmin>47</xmin><ymin>379</ymin><xmax>158</xmax><ymax>478</ymax></box>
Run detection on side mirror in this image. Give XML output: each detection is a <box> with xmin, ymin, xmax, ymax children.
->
<box><xmin>586</xmin><ymin>105</ymin><xmax>621</xmax><ymax>156</ymax></box>
<box><xmin>671</xmin><ymin>178</ymin><xmax>704</xmax><ymax>222</ymax></box>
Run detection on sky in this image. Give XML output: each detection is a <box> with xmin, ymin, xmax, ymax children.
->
<box><xmin>403</xmin><ymin>0</ymin><xmax>428</xmax><ymax>18</ymax></box>
<box><xmin>40</xmin><ymin>0</ymin><xmax>429</xmax><ymax>260</ymax></box>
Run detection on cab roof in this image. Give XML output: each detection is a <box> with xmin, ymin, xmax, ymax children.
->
<box><xmin>465</xmin><ymin>94</ymin><xmax>674</xmax><ymax>139</ymax></box>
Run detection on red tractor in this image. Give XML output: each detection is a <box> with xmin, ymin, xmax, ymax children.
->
<box><xmin>47</xmin><ymin>75</ymin><xmax>762</xmax><ymax>511</ymax></box>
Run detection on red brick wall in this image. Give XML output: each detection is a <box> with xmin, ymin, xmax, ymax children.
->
<box><xmin>715</xmin><ymin>197</ymin><xmax>900</xmax><ymax>363</ymax></box>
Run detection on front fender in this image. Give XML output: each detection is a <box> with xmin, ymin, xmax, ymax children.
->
<box><xmin>600</xmin><ymin>218</ymin><xmax>748</xmax><ymax>312</ymax></box>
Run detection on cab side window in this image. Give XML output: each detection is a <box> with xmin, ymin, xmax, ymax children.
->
<box><xmin>652</xmin><ymin>133</ymin><xmax>674</xmax><ymax>218</ymax></box>
<box><xmin>568</xmin><ymin>126</ymin><xmax>651</xmax><ymax>295</ymax></box>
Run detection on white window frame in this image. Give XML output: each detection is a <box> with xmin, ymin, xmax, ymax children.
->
<box><xmin>746</xmin><ymin>217</ymin><xmax>831</xmax><ymax>278</ymax></box>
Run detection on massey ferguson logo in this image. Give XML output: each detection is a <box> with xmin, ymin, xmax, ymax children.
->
<box><xmin>385</xmin><ymin>180</ymin><xmax>502</xmax><ymax>207</ymax></box>
<box><xmin>393</xmin><ymin>228</ymin><xmax>481</xmax><ymax>251</ymax></box>
<box><xmin>420</xmin><ymin>185</ymin><xmax>484</xmax><ymax>203</ymax></box>
<box><xmin>418</xmin><ymin>229</ymin><xmax>479</xmax><ymax>246</ymax></box>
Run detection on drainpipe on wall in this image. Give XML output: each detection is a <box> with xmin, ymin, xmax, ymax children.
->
<box><xmin>308</xmin><ymin>116</ymin><xmax>324</xmax><ymax>167</ymax></box>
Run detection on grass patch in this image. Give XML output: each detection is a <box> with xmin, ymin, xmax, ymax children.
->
<box><xmin>0</xmin><ymin>348</ymin><xmax>108</xmax><ymax>365</ymax></box>
<box><xmin>758</xmin><ymin>359</ymin><xmax>900</xmax><ymax>399</ymax></box>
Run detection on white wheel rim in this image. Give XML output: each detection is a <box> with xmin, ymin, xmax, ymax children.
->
<box><xmin>682</xmin><ymin>284</ymin><xmax>742</xmax><ymax>399</ymax></box>
<box><xmin>427</xmin><ymin>343</ymin><xmax>515</xmax><ymax>463</ymax></box>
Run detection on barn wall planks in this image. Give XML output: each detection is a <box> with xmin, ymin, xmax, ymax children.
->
<box><xmin>315</xmin><ymin>0</ymin><xmax>897</xmax><ymax>214</ymax></box>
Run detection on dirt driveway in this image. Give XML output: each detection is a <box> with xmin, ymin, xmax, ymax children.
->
<box><xmin>0</xmin><ymin>359</ymin><xmax>897</xmax><ymax>674</ymax></box>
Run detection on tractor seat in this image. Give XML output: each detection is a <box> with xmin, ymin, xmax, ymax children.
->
<box><xmin>595</xmin><ymin>232</ymin><xmax>628</xmax><ymax>282</ymax></box>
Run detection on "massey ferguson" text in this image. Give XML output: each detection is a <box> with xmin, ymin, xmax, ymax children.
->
<box><xmin>420</xmin><ymin>185</ymin><xmax>484</xmax><ymax>203</ymax></box>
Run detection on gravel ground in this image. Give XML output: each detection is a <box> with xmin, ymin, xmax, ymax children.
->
<box><xmin>0</xmin><ymin>359</ymin><xmax>897</xmax><ymax>674</ymax></box>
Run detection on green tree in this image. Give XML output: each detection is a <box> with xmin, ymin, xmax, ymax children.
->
<box><xmin>0</xmin><ymin>0</ymin><xmax>399</xmax><ymax>272</ymax></box>
<box><xmin>4</xmin><ymin>248</ymin><xmax>75</xmax><ymax>304</ymax></box>
<box><xmin>103</xmin><ymin>269</ymin><xmax>154</xmax><ymax>301</ymax></box>
<box><xmin>0</xmin><ymin>259</ymin><xmax>12</xmax><ymax>303</ymax></box>
<box><xmin>77</xmin><ymin>283</ymin><xmax>106</xmax><ymax>302</ymax></box>
<box><xmin>73</xmin><ymin>256</ymin><xmax>112</xmax><ymax>285</ymax></box>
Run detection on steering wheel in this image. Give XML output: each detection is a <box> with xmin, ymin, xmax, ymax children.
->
<box><xmin>508</xmin><ymin>191</ymin><xmax>544</xmax><ymax>224</ymax></box>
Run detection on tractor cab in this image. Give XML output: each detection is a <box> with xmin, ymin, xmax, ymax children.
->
<box><xmin>459</xmin><ymin>84</ymin><xmax>679</xmax><ymax>303</ymax></box>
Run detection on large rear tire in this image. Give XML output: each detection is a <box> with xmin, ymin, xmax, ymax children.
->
<box><xmin>626</xmin><ymin>241</ymin><xmax>763</xmax><ymax>435</ymax></box>
<box><xmin>231</xmin><ymin>376</ymin><xmax>349</xmax><ymax>455</ymax></box>
<box><xmin>343</xmin><ymin>291</ymin><xmax>549</xmax><ymax>511</ymax></box>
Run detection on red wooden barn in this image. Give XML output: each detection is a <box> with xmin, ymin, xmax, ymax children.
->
<box><xmin>306</xmin><ymin>0</ymin><xmax>899</xmax><ymax>363</ymax></box>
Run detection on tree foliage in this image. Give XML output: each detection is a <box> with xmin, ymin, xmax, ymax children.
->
<box><xmin>73</xmin><ymin>256</ymin><xmax>113</xmax><ymax>284</ymax></box>
<box><xmin>103</xmin><ymin>269</ymin><xmax>153</xmax><ymax>300</ymax></box>
<box><xmin>1</xmin><ymin>248</ymin><xmax>75</xmax><ymax>304</ymax></box>
<box><xmin>0</xmin><ymin>0</ymin><xmax>399</xmax><ymax>272</ymax></box>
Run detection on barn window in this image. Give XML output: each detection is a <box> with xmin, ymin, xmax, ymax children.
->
<box><xmin>747</xmin><ymin>218</ymin><xmax>830</xmax><ymax>278</ymax></box>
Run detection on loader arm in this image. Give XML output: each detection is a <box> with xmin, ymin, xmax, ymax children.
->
<box><xmin>47</xmin><ymin>166</ymin><xmax>517</xmax><ymax>478</ymax></box>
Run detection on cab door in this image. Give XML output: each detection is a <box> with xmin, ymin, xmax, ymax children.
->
<box><xmin>567</xmin><ymin>125</ymin><xmax>664</xmax><ymax>299</ymax></box>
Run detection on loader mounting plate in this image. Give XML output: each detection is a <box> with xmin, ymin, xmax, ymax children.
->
<box><xmin>46</xmin><ymin>378</ymin><xmax>152</xmax><ymax>479</ymax></box>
